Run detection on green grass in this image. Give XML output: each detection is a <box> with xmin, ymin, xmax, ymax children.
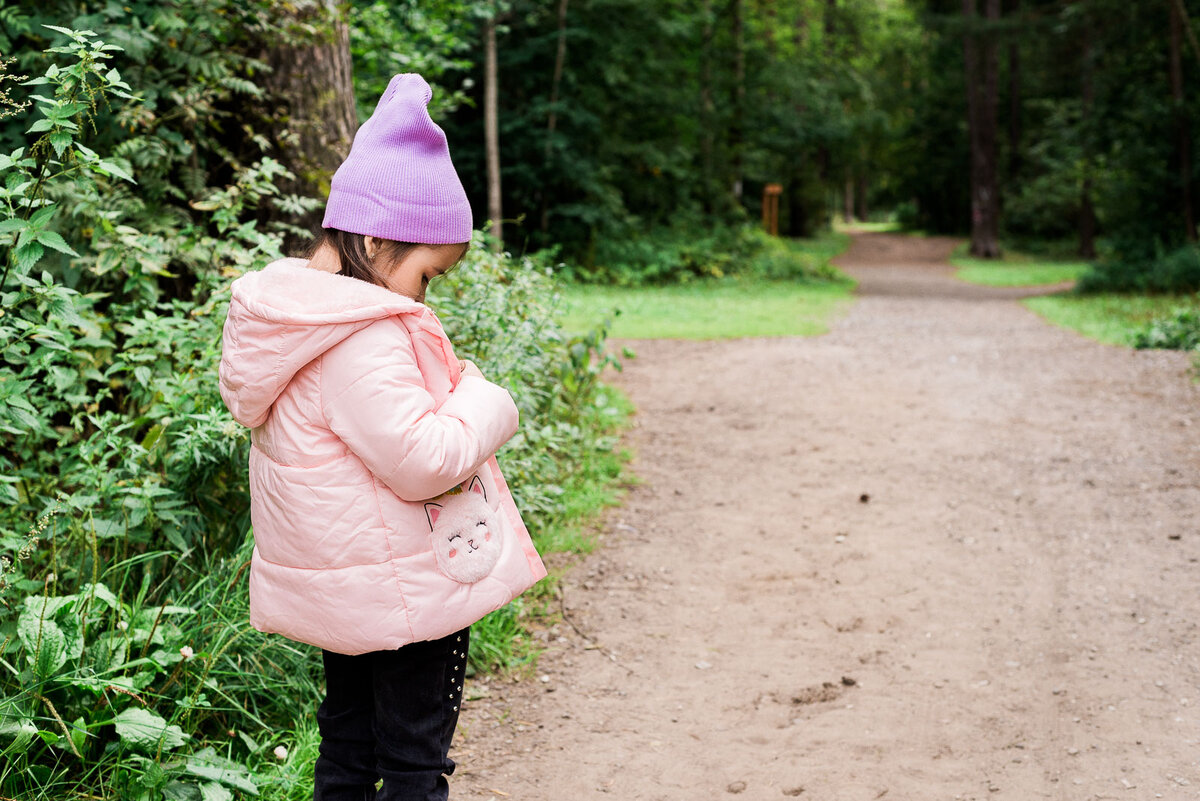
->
<box><xmin>560</xmin><ymin>278</ymin><xmax>855</xmax><ymax>340</ymax></box>
<box><xmin>1023</xmin><ymin>293</ymin><xmax>1190</xmax><ymax>346</ymax></box>
<box><xmin>794</xmin><ymin>229</ymin><xmax>853</xmax><ymax>261</ymax></box>
<box><xmin>560</xmin><ymin>231</ymin><xmax>855</xmax><ymax>340</ymax></box>
<box><xmin>532</xmin><ymin>389</ymin><xmax>634</xmax><ymax>556</ymax></box>
<box><xmin>952</xmin><ymin>244</ymin><xmax>1091</xmax><ymax>287</ymax></box>
<box><xmin>259</xmin><ymin>719</ymin><xmax>321</xmax><ymax>801</ymax></box>
<box><xmin>832</xmin><ymin>219</ymin><xmax>904</xmax><ymax>233</ymax></box>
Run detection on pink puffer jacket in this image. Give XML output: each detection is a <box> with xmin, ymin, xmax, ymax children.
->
<box><xmin>218</xmin><ymin>257</ymin><xmax>546</xmax><ymax>655</ymax></box>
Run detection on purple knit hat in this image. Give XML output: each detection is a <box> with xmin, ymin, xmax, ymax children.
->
<box><xmin>322</xmin><ymin>74</ymin><xmax>472</xmax><ymax>244</ymax></box>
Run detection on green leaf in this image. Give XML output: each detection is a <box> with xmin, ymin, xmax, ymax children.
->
<box><xmin>68</xmin><ymin>717</ymin><xmax>87</xmax><ymax>757</ymax></box>
<box><xmin>200</xmin><ymin>783</ymin><xmax>233</xmax><ymax>801</ymax></box>
<box><xmin>112</xmin><ymin>708</ymin><xmax>189</xmax><ymax>752</ymax></box>
<box><xmin>0</xmin><ymin>218</ymin><xmax>26</xmax><ymax>235</ymax></box>
<box><xmin>48</xmin><ymin>132</ymin><xmax>72</xmax><ymax>158</ymax></box>
<box><xmin>91</xmin><ymin>518</ymin><xmax>125</xmax><ymax>538</ymax></box>
<box><xmin>35</xmin><ymin>231</ymin><xmax>78</xmax><ymax>257</ymax></box>
<box><xmin>97</xmin><ymin>159</ymin><xmax>135</xmax><ymax>184</ymax></box>
<box><xmin>163</xmin><ymin>782</ymin><xmax>202</xmax><ymax>801</ymax></box>
<box><xmin>133</xmin><ymin>365</ymin><xmax>152</xmax><ymax>387</ymax></box>
<box><xmin>18</xmin><ymin>614</ymin><xmax>68</xmax><ymax>678</ymax></box>
<box><xmin>184</xmin><ymin>748</ymin><xmax>259</xmax><ymax>795</ymax></box>
<box><xmin>23</xmin><ymin>594</ymin><xmax>79</xmax><ymax>620</ymax></box>
<box><xmin>235</xmin><ymin>730</ymin><xmax>260</xmax><ymax>754</ymax></box>
<box><xmin>141</xmin><ymin>423</ymin><xmax>165</xmax><ymax>451</ymax></box>
<box><xmin>26</xmin><ymin>118</ymin><xmax>54</xmax><ymax>134</ymax></box>
<box><xmin>14</xmin><ymin>242</ymin><xmax>45</xmax><ymax>273</ymax></box>
<box><xmin>4</xmin><ymin>396</ymin><xmax>36</xmax><ymax>415</ymax></box>
<box><xmin>29</xmin><ymin>205</ymin><xmax>56</xmax><ymax>228</ymax></box>
<box><xmin>163</xmin><ymin>526</ymin><xmax>188</xmax><ymax>553</ymax></box>
<box><xmin>0</xmin><ymin>704</ymin><xmax>38</xmax><ymax>757</ymax></box>
<box><xmin>82</xmin><ymin>582</ymin><xmax>119</xmax><ymax>610</ymax></box>
<box><xmin>58</xmin><ymin>613</ymin><xmax>84</xmax><ymax>663</ymax></box>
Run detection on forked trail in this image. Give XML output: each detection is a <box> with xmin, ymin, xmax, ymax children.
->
<box><xmin>454</xmin><ymin>233</ymin><xmax>1200</xmax><ymax>800</ymax></box>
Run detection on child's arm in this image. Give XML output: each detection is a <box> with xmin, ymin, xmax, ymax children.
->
<box><xmin>320</xmin><ymin>319</ymin><xmax>518</xmax><ymax>501</ymax></box>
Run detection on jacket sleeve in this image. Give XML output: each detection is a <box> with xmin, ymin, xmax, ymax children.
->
<box><xmin>320</xmin><ymin>318</ymin><xmax>519</xmax><ymax>502</ymax></box>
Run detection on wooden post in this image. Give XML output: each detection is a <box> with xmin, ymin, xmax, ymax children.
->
<box><xmin>763</xmin><ymin>183</ymin><xmax>783</xmax><ymax>236</ymax></box>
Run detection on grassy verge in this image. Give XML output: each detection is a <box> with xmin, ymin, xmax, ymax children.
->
<box><xmin>1022</xmin><ymin>293</ymin><xmax>1191</xmax><ymax>346</ymax></box>
<box><xmin>951</xmin><ymin>244</ymin><xmax>1091</xmax><ymax>287</ymax></box>
<box><xmin>832</xmin><ymin>219</ymin><xmax>904</xmax><ymax>233</ymax></box>
<box><xmin>561</xmin><ymin>233</ymin><xmax>855</xmax><ymax>340</ymax></box>
<box><xmin>530</xmin><ymin>388</ymin><xmax>635</xmax><ymax>557</ymax></box>
<box><xmin>560</xmin><ymin>278</ymin><xmax>854</xmax><ymax>340</ymax></box>
<box><xmin>793</xmin><ymin>229</ymin><xmax>853</xmax><ymax>264</ymax></box>
<box><xmin>472</xmin><ymin>386</ymin><xmax>633</xmax><ymax>673</ymax></box>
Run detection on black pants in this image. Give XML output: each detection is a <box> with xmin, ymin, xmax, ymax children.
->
<box><xmin>314</xmin><ymin>628</ymin><xmax>470</xmax><ymax>801</ymax></box>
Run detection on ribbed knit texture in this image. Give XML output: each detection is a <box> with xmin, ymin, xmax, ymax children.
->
<box><xmin>322</xmin><ymin>74</ymin><xmax>473</xmax><ymax>244</ymax></box>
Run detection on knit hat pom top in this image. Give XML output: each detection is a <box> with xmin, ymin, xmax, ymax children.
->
<box><xmin>322</xmin><ymin>74</ymin><xmax>473</xmax><ymax>244</ymax></box>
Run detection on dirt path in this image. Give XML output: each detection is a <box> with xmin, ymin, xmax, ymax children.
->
<box><xmin>453</xmin><ymin>233</ymin><xmax>1200</xmax><ymax>800</ymax></box>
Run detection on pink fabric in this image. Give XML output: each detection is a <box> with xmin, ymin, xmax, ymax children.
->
<box><xmin>219</xmin><ymin>258</ymin><xmax>546</xmax><ymax>655</ymax></box>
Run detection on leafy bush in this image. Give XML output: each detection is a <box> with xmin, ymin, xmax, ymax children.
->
<box><xmin>1131</xmin><ymin>300</ymin><xmax>1200</xmax><ymax>351</ymax></box>
<box><xmin>431</xmin><ymin>237</ymin><xmax>623</xmax><ymax>531</ymax></box>
<box><xmin>566</xmin><ymin>221</ymin><xmax>843</xmax><ymax>285</ymax></box>
<box><xmin>1079</xmin><ymin>243</ymin><xmax>1200</xmax><ymax>294</ymax></box>
<box><xmin>0</xmin><ymin>27</ymin><xmax>624</xmax><ymax>800</ymax></box>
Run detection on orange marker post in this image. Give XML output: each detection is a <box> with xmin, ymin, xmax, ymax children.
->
<box><xmin>763</xmin><ymin>183</ymin><xmax>783</xmax><ymax>236</ymax></box>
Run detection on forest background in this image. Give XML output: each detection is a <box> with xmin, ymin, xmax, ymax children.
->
<box><xmin>1</xmin><ymin>0</ymin><xmax>1198</xmax><ymax>798</ymax></box>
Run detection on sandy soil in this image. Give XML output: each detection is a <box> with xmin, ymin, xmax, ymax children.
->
<box><xmin>451</xmin><ymin>233</ymin><xmax>1200</xmax><ymax>800</ymax></box>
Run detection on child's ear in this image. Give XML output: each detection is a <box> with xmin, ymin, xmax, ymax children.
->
<box><xmin>468</xmin><ymin>476</ymin><xmax>487</xmax><ymax>501</ymax></box>
<box><xmin>424</xmin><ymin>503</ymin><xmax>442</xmax><ymax>528</ymax></box>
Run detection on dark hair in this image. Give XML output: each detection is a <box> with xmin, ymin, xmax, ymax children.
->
<box><xmin>304</xmin><ymin>228</ymin><xmax>419</xmax><ymax>288</ymax></box>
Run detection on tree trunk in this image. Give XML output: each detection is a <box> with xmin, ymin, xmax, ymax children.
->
<box><xmin>1079</xmin><ymin>5</ymin><xmax>1096</xmax><ymax>258</ymax></box>
<box><xmin>1169</xmin><ymin>0</ymin><xmax>1197</xmax><ymax>242</ymax></box>
<box><xmin>844</xmin><ymin>174</ymin><xmax>855</xmax><ymax>223</ymax></box>
<box><xmin>855</xmin><ymin>171</ymin><xmax>869</xmax><ymax>221</ymax></box>
<box><xmin>260</xmin><ymin>0</ymin><xmax>357</xmax><ymax>254</ymax></box>
<box><xmin>814</xmin><ymin>0</ymin><xmax>837</xmax><ymax>223</ymax></box>
<box><xmin>1007</xmin><ymin>0</ymin><xmax>1022</xmax><ymax>183</ymax></box>
<box><xmin>484</xmin><ymin>13</ymin><xmax>503</xmax><ymax>251</ymax></box>
<box><xmin>701</xmin><ymin>0</ymin><xmax>716</xmax><ymax>215</ymax></box>
<box><xmin>964</xmin><ymin>0</ymin><xmax>1001</xmax><ymax>257</ymax></box>
<box><xmin>730</xmin><ymin>0</ymin><xmax>745</xmax><ymax>204</ymax></box>
<box><xmin>539</xmin><ymin>0</ymin><xmax>569</xmax><ymax>233</ymax></box>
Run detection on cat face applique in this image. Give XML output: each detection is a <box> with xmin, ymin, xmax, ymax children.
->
<box><xmin>424</xmin><ymin>476</ymin><xmax>503</xmax><ymax>584</ymax></box>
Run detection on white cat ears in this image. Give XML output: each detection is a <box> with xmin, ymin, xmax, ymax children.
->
<box><xmin>424</xmin><ymin>476</ymin><xmax>487</xmax><ymax>529</ymax></box>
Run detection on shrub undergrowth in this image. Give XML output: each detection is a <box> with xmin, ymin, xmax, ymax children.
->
<box><xmin>1131</xmin><ymin>298</ymin><xmax>1200</xmax><ymax>372</ymax></box>
<box><xmin>1079</xmin><ymin>242</ymin><xmax>1200</xmax><ymax>294</ymax></box>
<box><xmin>0</xmin><ymin>27</ymin><xmax>627</xmax><ymax>800</ymax></box>
<box><xmin>565</xmin><ymin>223</ymin><xmax>846</xmax><ymax>285</ymax></box>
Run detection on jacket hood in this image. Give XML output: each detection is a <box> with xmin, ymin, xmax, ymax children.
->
<box><xmin>219</xmin><ymin>257</ymin><xmax>434</xmax><ymax>428</ymax></box>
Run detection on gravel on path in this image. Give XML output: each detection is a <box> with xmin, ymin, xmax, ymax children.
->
<box><xmin>452</xmin><ymin>232</ymin><xmax>1200</xmax><ymax>801</ymax></box>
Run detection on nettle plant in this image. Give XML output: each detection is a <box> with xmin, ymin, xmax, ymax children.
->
<box><xmin>0</xmin><ymin>24</ymin><xmax>284</xmax><ymax>566</ymax></box>
<box><xmin>0</xmin><ymin>27</ymin><xmax>297</xmax><ymax>799</ymax></box>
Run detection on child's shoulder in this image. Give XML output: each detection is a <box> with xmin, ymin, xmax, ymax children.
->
<box><xmin>327</xmin><ymin>315</ymin><xmax>419</xmax><ymax>363</ymax></box>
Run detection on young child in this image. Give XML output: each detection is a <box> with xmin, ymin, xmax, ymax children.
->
<box><xmin>218</xmin><ymin>73</ymin><xmax>547</xmax><ymax>801</ymax></box>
